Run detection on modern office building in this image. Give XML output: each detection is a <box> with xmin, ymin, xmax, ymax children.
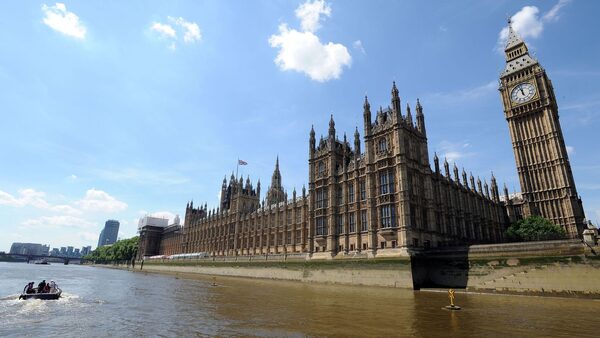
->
<box><xmin>98</xmin><ymin>220</ymin><xmax>120</xmax><ymax>247</ymax></box>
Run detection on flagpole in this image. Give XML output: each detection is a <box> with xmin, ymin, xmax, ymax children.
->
<box><xmin>236</xmin><ymin>157</ymin><xmax>239</xmax><ymax>182</ymax></box>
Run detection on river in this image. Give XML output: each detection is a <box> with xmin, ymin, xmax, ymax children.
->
<box><xmin>1</xmin><ymin>262</ymin><xmax>599</xmax><ymax>337</ymax></box>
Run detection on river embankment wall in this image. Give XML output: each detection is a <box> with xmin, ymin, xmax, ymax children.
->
<box><xmin>97</xmin><ymin>239</ymin><xmax>600</xmax><ymax>298</ymax></box>
<box><xmin>412</xmin><ymin>239</ymin><xmax>600</xmax><ymax>297</ymax></box>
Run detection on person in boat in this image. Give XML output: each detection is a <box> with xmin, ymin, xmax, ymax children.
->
<box><xmin>37</xmin><ymin>280</ymin><xmax>46</xmax><ymax>293</ymax></box>
<box><xmin>23</xmin><ymin>282</ymin><xmax>35</xmax><ymax>294</ymax></box>
<box><xmin>42</xmin><ymin>283</ymin><xmax>50</xmax><ymax>293</ymax></box>
<box><xmin>49</xmin><ymin>280</ymin><xmax>56</xmax><ymax>293</ymax></box>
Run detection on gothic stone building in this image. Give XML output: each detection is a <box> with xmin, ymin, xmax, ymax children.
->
<box><xmin>138</xmin><ymin>21</ymin><xmax>586</xmax><ymax>259</ymax></box>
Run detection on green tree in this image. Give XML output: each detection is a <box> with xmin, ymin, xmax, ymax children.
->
<box><xmin>506</xmin><ymin>216</ymin><xmax>567</xmax><ymax>242</ymax></box>
<box><xmin>84</xmin><ymin>236</ymin><xmax>139</xmax><ymax>263</ymax></box>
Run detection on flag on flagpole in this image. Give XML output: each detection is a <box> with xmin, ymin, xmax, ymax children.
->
<box><xmin>238</xmin><ymin>159</ymin><xmax>248</xmax><ymax>165</ymax></box>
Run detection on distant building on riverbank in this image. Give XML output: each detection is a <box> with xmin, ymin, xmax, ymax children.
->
<box><xmin>98</xmin><ymin>220</ymin><xmax>120</xmax><ymax>247</ymax></box>
<box><xmin>9</xmin><ymin>242</ymin><xmax>49</xmax><ymax>256</ymax></box>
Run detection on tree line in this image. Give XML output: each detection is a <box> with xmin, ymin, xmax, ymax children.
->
<box><xmin>84</xmin><ymin>236</ymin><xmax>139</xmax><ymax>263</ymax></box>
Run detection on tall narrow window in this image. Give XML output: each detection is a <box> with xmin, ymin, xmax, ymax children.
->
<box><xmin>337</xmin><ymin>187</ymin><xmax>343</xmax><ymax>205</ymax></box>
<box><xmin>336</xmin><ymin>215</ymin><xmax>344</xmax><ymax>235</ymax></box>
<box><xmin>316</xmin><ymin>217</ymin><xmax>328</xmax><ymax>236</ymax></box>
<box><xmin>380</xmin><ymin>171</ymin><xmax>389</xmax><ymax>195</ymax></box>
<box><xmin>381</xmin><ymin>205</ymin><xmax>395</xmax><ymax>228</ymax></box>
<box><xmin>360</xmin><ymin>210</ymin><xmax>368</xmax><ymax>232</ymax></box>
<box><xmin>349</xmin><ymin>213</ymin><xmax>356</xmax><ymax>233</ymax></box>
<box><xmin>348</xmin><ymin>183</ymin><xmax>355</xmax><ymax>203</ymax></box>
<box><xmin>316</xmin><ymin>188</ymin><xmax>328</xmax><ymax>209</ymax></box>
<box><xmin>360</xmin><ymin>180</ymin><xmax>366</xmax><ymax>200</ymax></box>
<box><xmin>318</xmin><ymin>162</ymin><xmax>325</xmax><ymax>176</ymax></box>
<box><xmin>377</xmin><ymin>138</ymin><xmax>388</xmax><ymax>152</ymax></box>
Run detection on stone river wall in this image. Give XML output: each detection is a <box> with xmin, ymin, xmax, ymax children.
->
<box><xmin>115</xmin><ymin>239</ymin><xmax>600</xmax><ymax>298</ymax></box>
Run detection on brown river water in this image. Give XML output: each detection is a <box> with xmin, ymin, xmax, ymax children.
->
<box><xmin>1</xmin><ymin>262</ymin><xmax>599</xmax><ymax>337</ymax></box>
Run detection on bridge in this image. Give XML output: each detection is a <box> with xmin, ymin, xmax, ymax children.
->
<box><xmin>0</xmin><ymin>252</ymin><xmax>86</xmax><ymax>264</ymax></box>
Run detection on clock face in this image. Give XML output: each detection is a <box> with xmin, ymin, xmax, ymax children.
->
<box><xmin>511</xmin><ymin>82</ymin><xmax>536</xmax><ymax>103</ymax></box>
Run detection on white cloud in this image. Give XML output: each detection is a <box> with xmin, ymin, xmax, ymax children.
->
<box><xmin>427</xmin><ymin>80</ymin><xmax>497</xmax><ymax>104</ymax></box>
<box><xmin>21</xmin><ymin>215</ymin><xmax>96</xmax><ymax>230</ymax></box>
<box><xmin>353</xmin><ymin>40</ymin><xmax>366</xmax><ymax>54</ymax></box>
<box><xmin>151</xmin><ymin>22</ymin><xmax>176</xmax><ymax>39</ymax></box>
<box><xmin>0</xmin><ymin>188</ymin><xmax>81</xmax><ymax>215</ymax></box>
<box><xmin>93</xmin><ymin>167</ymin><xmax>190</xmax><ymax>186</ymax></box>
<box><xmin>269</xmin><ymin>25</ymin><xmax>351</xmax><ymax>82</ymax></box>
<box><xmin>497</xmin><ymin>0</ymin><xmax>571</xmax><ymax>49</ymax></box>
<box><xmin>150</xmin><ymin>16</ymin><xmax>201</xmax><ymax>49</ymax></box>
<box><xmin>41</xmin><ymin>3</ymin><xmax>86</xmax><ymax>40</ymax></box>
<box><xmin>149</xmin><ymin>211</ymin><xmax>177</xmax><ymax>224</ymax></box>
<box><xmin>295</xmin><ymin>0</ymin><xmax>331</xmax><ymax>33</ymax></box>
<box><xmin>566</xmin><ymin>145</ymin><xmax>575</xmax><ymax>155</ymax></box>
<box><xmin>269</xmin><ymin>1</ymin><xmax>351</xmax><ymax>82</ymax></box>
<box><xmin>169</xmin><ymin>17</ymin><xmax>201</xmax><ymax>43</ymax></box>
<box><xmin>543</xmin><ymin>0</ymin><xmax>572</xmax><ymax>22</ymax></box>
<box><xmin>437</xmin><ymin>141</ymin><xmax>475</xmax><ymax>164</ymax></box>
<box><xmin>75</xmin><ymin>189</ymin><xmax>128</xmax><ymax>213</ymax></box>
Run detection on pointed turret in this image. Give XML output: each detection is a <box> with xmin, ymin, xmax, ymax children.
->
<box><xmin>309</xmin><ymin>125</ymin><xmax>316</xmax><ymax>155</ymax></box>
<box><xmin>433</xmin><ymin>152</ymin><xmax>440</xmax><ymax>173</ymax></box>
<box><xmin>405</xmin><ymin>103</ymin><xmax>413</xmax><ymax>127</ymax></box>
<box><xmin>503</xmin><ymin>183</ymin><xmax>510</xmax><ymax>203</ymax></box>
<box><xmin>363</xmin><ymin>96</ymin><xmax>372</xmax><ymax>136</ymax></box>
<box><xmin>462</xmin><ymin>169</ymin><xmax>468</xmax><ymax>188</ymax></box>
<box><xmin>302</xmin><ymin>184</ymin><xmax>306</xmax><ymax>198</ymax></box>
<box><xmin>328</xmin><ymin>114</ymin><xmax>336</xmax><ymax>139</ymax></box>
<box><xmin>444</xmin><ymin>157</ymin><xmax>450</xmax><ymax>178</ymax></box>
<box><xmin>257</xmin><ymin>179</ymin><xmax>261</xmax><ymax>199</ymax></box>
<box><xmin>354</xmin><ymin>127</ymin><xmax>361</xmax><ymax>156</ymax></box>
<box><xmin>391</xmin><ymin>81</ymin><xmax>401</xmax><ymax>118</ymax></box>
<box><xmin>415</xmin><ymin>99</ymin><xmax>426</xmax><ymax>137</ymax></box>
<box><xmin>491</xmin><ymin>172</ymin><xmax>500</xmax><ymax>202</ymax></box>
<box><xmin>266</xmin><ymin>157</ymin><xmax>285</xmax><ymax>205</ymax></box>
<box><xmin>470</xmin><ymin>173</ymin><xmax>476</xmax><ymax>192</ymax></box>
<box><xmin>505</xmin><ymin>18</ymin><xmax>527</xmax><ymax>57</ymax></box>
<box><xmin>292</xmin><ymin>187</ymin><xmax>297</xmax><ymax>201</ymax></box>
<box><xmin>453</xmin><ymin>163</ymin><xmax>459</xmax><ymax>183</ymax></box>
<box><xmin>477</xmin><ymin>177</ymin><xmax>483</xmax><ymax>195</ymax></box>
<box><xmin>484</xmin><ymin>180</ymin><xmax>490</xmax><ymax>199</ymax></box>
<box><xmin>502</xmin><ymin>18</ymin><xmax>537</xmax><ymax>75</ymax></box>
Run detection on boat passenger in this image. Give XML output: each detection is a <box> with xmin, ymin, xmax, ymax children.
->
<box><xmin>37</xmin><ymin>280</ymin><xmax>46</xmax><ymax>293</ymax></box>
<box><xmin>49</xmin><ymin>280</ymin><xmax>56</xmax><ymax>292</ymax></box>
<box><xmin>43</xmin><ymin>283</ymin><xmax>50</xmax><ymax>293</ymax></box>
<box><xmin>25</xmin><ymin>282</ymin><xmax>35</xmax><ymax>294</ymax></box>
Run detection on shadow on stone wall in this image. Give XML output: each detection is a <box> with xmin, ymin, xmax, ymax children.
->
<box><xmin>410</xmin><ymin>247</ymin><xmax>470</xmax><ymax>289</ymax></box>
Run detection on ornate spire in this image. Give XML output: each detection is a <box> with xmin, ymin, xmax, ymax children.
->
<box><xmin>405</xmin><ymin>103</ymin><xmax>413</xmax><ymax>126</ymax></box>
<box><xmin>415</xmin><ymin>98</ymin><xmax>426</xmax><ymax>137</ymax></box>
<box><xmin>391</xmin><ymin>81</ymin><xmax>401</xmax><ymax>117</ymax></box>
<box><xmin>484</xmin><ymin>180</ymin><xmax>490</xmax><ymax>199</ymax></box>
<box><xmin>505</xmin><ymin>18</ymin><xmax>524</xmax><ymax>51</ymax></box>
<box><xmin>433</xmin><ymin>152</ymin><xmax>440</xmax><ymax>173</ymax></box>
<box><xmin>470</xmin><ymin>172</ymin><xmax>476</xmax><ymax>191</ymax></box>
<box><xmin>453</xmin><ymin>163</ymin><xmax>459</xmax><ymax>182</ymax></box>
<box><xmin>329</xmin><ymin>114</ymin><xmax>335</xmax><ymax>138</ymax></box>
<box><xmin>354</xmin><ymin>127</ymin><xmax>361</xmax><ymax>156</ymax></box>
<box><xmin>444</xmin><ymin>157</ymin><xmax>450</xmax><ymax>178</ymax></box>
<box><xmin>462</xmin><ymin>168</ymin><xmax>468</xmax><ymax>187</ymax></box>
<box><xmin>363</xmin><ymin>96</ymin><xmax>372</xmax><ymax>135</ymax></box>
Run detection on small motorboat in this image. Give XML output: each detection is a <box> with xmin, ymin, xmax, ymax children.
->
<box><xmin>19</xmin><ymin>283</ymin><xmax>62</xmax><ymax>300</ymax></box>
<box><xmin>33</xmin><ymin>258</ymin><xmax>49</xmax><ymax>265</ymax></box>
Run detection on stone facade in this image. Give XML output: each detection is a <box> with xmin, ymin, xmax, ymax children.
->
<box><xmin>137</xmin><ymin>21</ymin><xmax>588</xmax><ymax>259</ymax></box>
<box><xmin>499</xmin><ymin>20</ymin><xmax>586</xmax><ymax>237</ymax></box>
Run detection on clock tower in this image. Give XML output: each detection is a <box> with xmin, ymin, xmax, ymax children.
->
<box><xmin>499</xmin><ymin>20</ymin><xmax>585</xmax><ymax>238</ymax></box>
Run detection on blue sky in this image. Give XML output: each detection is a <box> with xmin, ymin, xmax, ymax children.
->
<box><xmin>1</xmin><ymin>0</ymin><xmax>598</xmax><ymax>251</ymax></box>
